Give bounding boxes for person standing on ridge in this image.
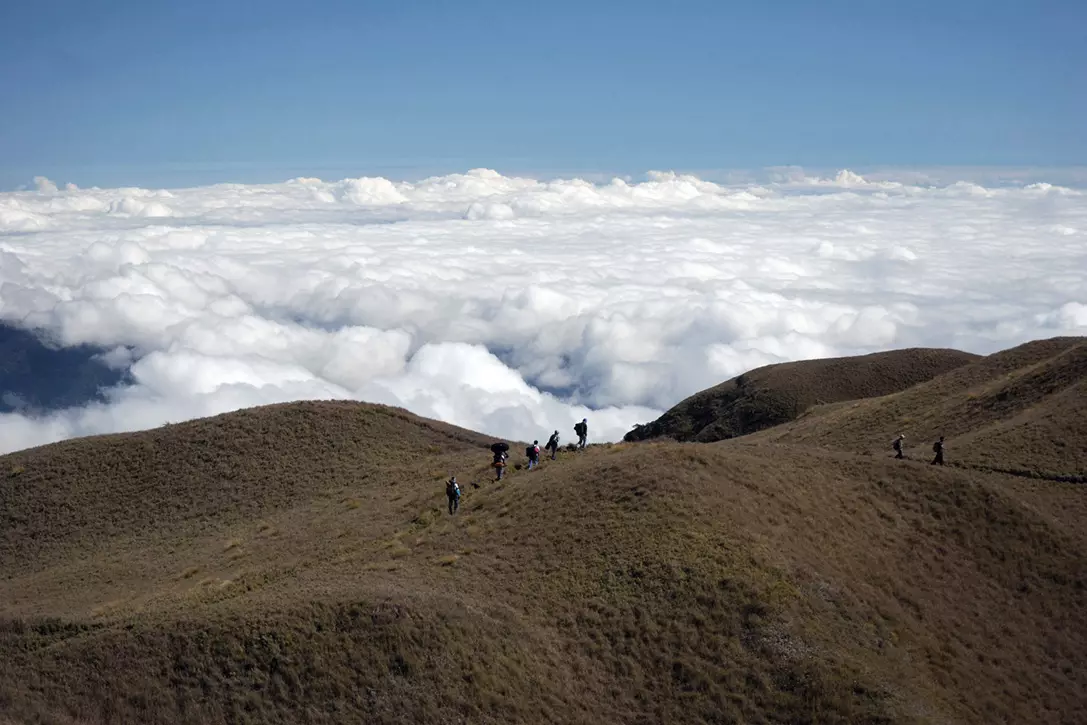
[526,440,541,470]
[892,434,905,459]
[574,418,588,449]
[546,430,560,460]
[931,436,945,466]
[446,476,461,515]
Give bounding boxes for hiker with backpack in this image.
[892,434,905,459]
[446,476,461,515]
[931,436,945,466]
[491,441,509,480]
[545,430,560,460]
[526,440,541,470]
[574,418,588,449]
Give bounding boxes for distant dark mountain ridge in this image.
[0,322,131,414]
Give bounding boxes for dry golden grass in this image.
[0,352,1084,724]
[753,336,1087,480]
[626,347,978,443]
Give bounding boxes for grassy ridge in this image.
[1,337,1085,724]
[625,348,978,443]
[755,337,1087,479]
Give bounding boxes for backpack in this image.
[447,481,460,498]
[932,441,940,453]
[526,446,534,457]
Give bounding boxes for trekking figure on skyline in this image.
[574,418,588,449]
[892,434,905,459]
[546,430,560,460]
[526,440,541,470]
[446,476,461,515]
[931,436,945,466]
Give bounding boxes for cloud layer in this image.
[2,168,1086,454]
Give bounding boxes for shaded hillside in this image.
[752,336,1087,480]
[2,401,1085,724]
[625,348,978,443]
[0,323,130,414]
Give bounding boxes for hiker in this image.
[526,440,541,470]
[574,418,588,449]
[446,476,461,514]
[931,436,945,466]
[545,430,560,460]
[493,450,508,479]
[892,434,905,459]
[490,441,510,480]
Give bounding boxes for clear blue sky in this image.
[1,0,1084,189]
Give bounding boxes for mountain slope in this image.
[1,400,494,579]
[751,336,1087,479]
[624,348,978,443]
[2,400,1085,724]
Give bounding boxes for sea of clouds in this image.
[1,168,1085,455]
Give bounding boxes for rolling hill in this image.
[624,348,978,444]
[1,339,1085,724]
[751,336,1087,481]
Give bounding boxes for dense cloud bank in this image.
[1,168,1085,454]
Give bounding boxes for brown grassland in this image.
[1,337,1085,724]
[754,336,1087,481]
[625,348,978,443]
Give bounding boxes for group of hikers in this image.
[445,418,590,514]
[446,422,952,514]
[892,434,946,465]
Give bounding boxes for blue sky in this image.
[1,0,1084,189]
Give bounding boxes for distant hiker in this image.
[931,436,945,466]
[490,441,510,480]
[446,476,461,515]
[526,440,541,470]
[892,434,905,459]
[545,430,560,460]
[574,418,588,449]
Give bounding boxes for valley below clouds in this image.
[1,168,1085,454]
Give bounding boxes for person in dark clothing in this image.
[446,476,461,515]
[574,418,588,449]
[490,441,509,480]
[493,450,508,479]
[931,436,945,465]
[546,431,560,460]
[892,434,905,459]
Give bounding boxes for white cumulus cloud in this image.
[1,168,1085,454]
